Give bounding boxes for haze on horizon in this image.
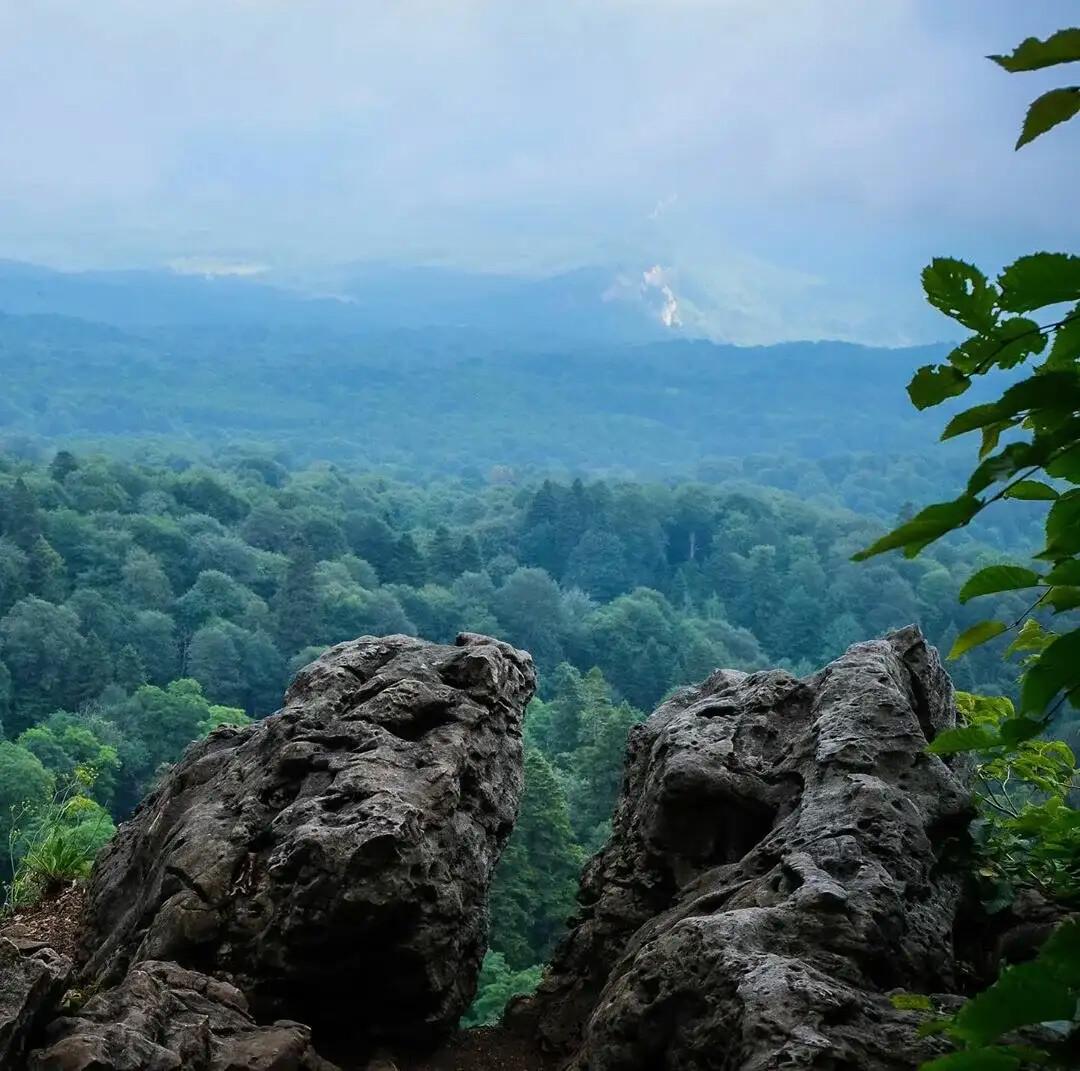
[2,1,1077,345]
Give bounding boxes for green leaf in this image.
[942,403,1007,441]
[1015,87,1080,148]
[948,620,1008,660]
[998,717,1044,746]
[1021,629,1080,715]
[995,369,1080,417]
[1003,480,1059,501]
[1005,618,1054,657]
[959,565,1042,603]
[1046,305,1080,367]
[923,259,998,331]
[1045,443,1080,482]
[944,318,1046,374]
[951,958,1077,1045]
[991,29,1080,72]
[999,253,1080,311]
[979,424,1006,461]
[929,723,1002,755]
[1043,491,1080,557]
[908,364,971,411]
[1045,560,1080,584]
[1038,917,1080,986]
[967,443,1041,495]
[1047,586,1080,613]
[853,496,981,561]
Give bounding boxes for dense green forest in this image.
[0,299,1031,527]
[0,446,1049,1001]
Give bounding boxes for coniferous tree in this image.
[489,747,583,970]
[27,536,66,601]
[48,450,79,484]
[114,643,148,693]
[427,525,458,585]
[6,478,42,552]
[458,533,484,575]
[70,631,113,707]
[275,539,319,656]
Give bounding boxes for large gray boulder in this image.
[79,633,535,1056]
[525,626,974,1070]
[0,939,72,1068]
[27,960,338,1071]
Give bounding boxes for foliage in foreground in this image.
[4,765,115,910]
[860,26,1080,1068]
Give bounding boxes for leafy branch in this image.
[859,24,1080,1070]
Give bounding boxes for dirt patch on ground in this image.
[401,1028,550,1071]
[0,880,87,959]
[395,1027,552,1071]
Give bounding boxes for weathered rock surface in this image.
[79,633,535,1055]
[0,939,72,1068]
[27,960,338,1070]
[525,626,975,1070]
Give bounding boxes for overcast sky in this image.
[1,1,1076,344]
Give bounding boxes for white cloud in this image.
[0,0,1075,340]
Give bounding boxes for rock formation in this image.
[78,633,536,1057]
[522,626,975,1070]
[28,960,338,1071]
[0,940,71,1069]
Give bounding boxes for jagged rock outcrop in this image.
[523,626,974,1070]
[0,940,72,1068]
[28,960,338,1071]
[79,633,535,1057]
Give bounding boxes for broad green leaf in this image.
[990,29,1080,72]
[908,364,971,411]
[929,723,1002,755]
[1043,491,1080,557]
[951,958,1076,1045]
[948,620,1008,660]
[944,317,1045,374]
[1005,618,1054,657]
[1046,305,1080,367]
[1003,480,1059,501]
[1015,86,1080,149]
[1021,629,1080,715]
[941,403,1007,441]
[853,496,981,561]
[922,259,998,332]
[1047,586,1080,613]
[979,424,1005,460]
[1045,560,1080,584]
[967,442,1040,495]
[958,565,1042,603]
[1037,917,1080,986]
[998,717,1044,746]
[999,253,1080,311]
[1045,442,1080,482]
[994,370,1080,417]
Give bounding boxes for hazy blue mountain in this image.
[0,260,672,343]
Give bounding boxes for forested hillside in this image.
[0,308,991,512]
[0,447,1041,909]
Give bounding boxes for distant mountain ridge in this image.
[0,259,676,343]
